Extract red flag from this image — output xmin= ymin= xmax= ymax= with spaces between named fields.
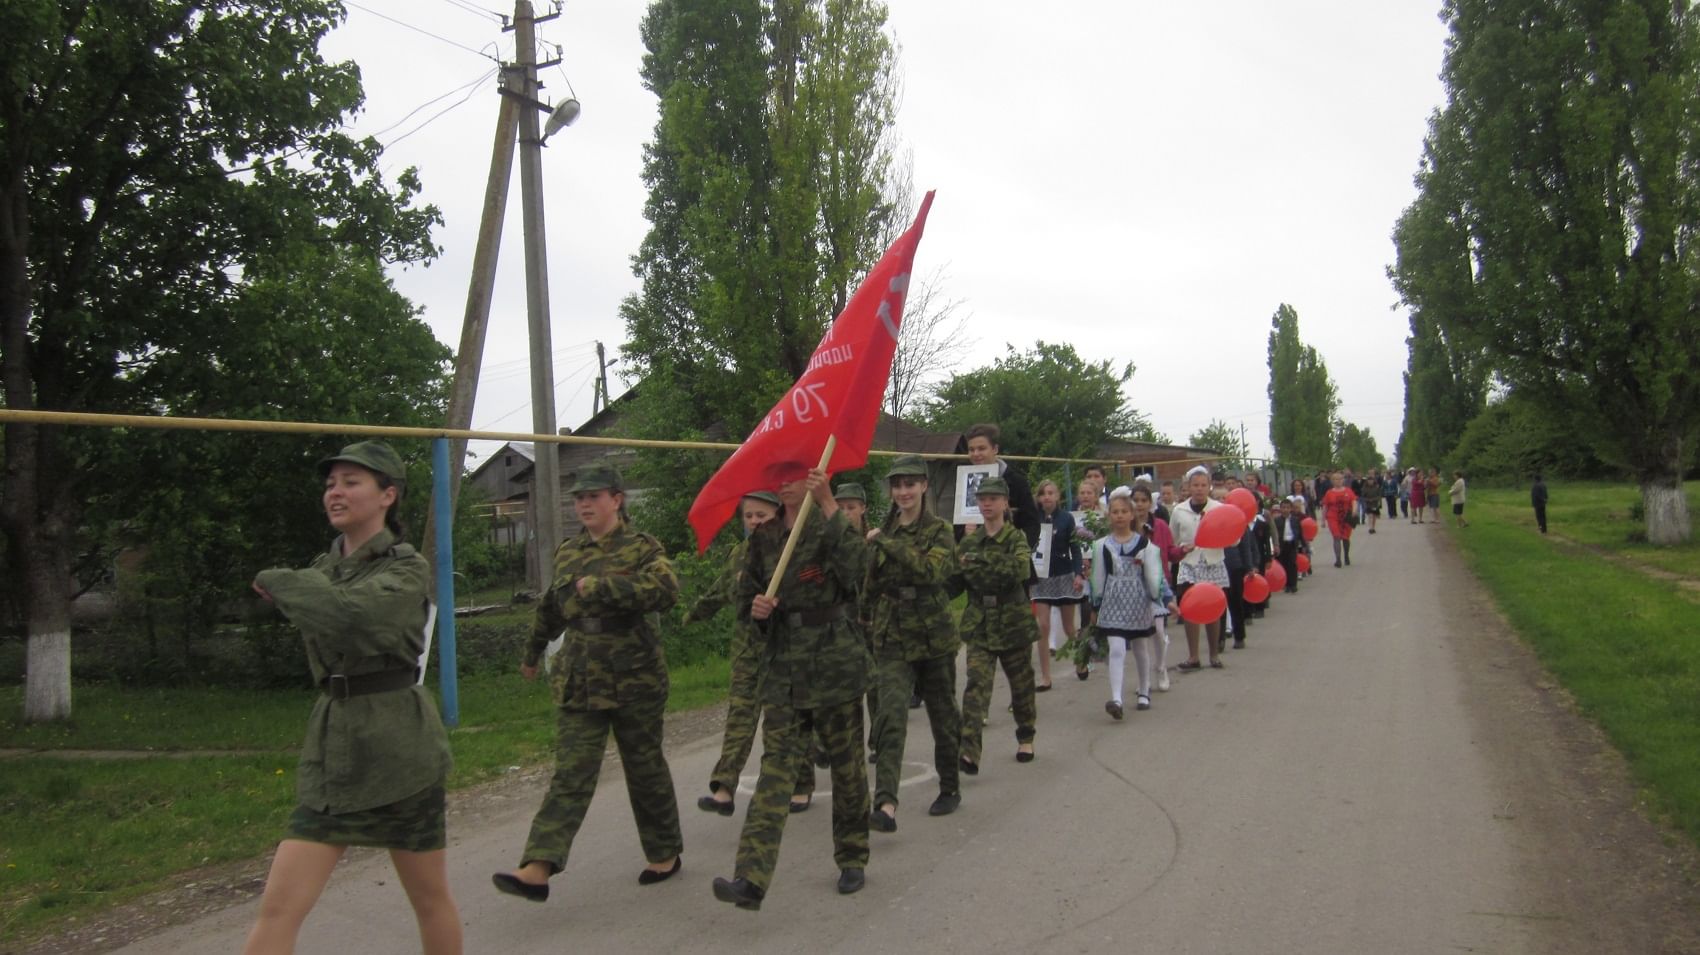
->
xmin=687 ymin=191 xmax=937 ymax=552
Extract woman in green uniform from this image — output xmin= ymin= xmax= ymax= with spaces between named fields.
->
xmin=712 ymin=467 xmax=871 ymax=910
xmin=956 ymin=476 xmax=1042 ymax=774
xmin=493 ymin=463 xmax=683 ymax=901
xmin=691 ymin=491 xmax=814 ymax=815
xmin=244 ymin=441 xmax=459 ymax=955
xmin=867 ymin=455 xmax=962 ymax=832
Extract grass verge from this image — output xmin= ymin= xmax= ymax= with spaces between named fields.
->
xmin=1449 ymin=480 xmax=1700 ymax=849
xmin=0 ymin=655 xmax=730 ymax=944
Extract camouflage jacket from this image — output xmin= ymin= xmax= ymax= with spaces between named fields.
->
xmin=866 ymin=510 xmax=960 ymax=662
xmin=686 ymin=539 xmax=759 ymax=659
xmin=954 ymin=523 xmax=1040 ymax=652
xmin=254 ymin=528 xmax=452 ymax=813
xmin=739 ymin=507 xmax=870 ymax=708
xmin=523 ymin=523 xmax=680 ymax=710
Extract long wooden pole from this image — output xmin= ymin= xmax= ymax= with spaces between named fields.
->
xmin=764 ymin=436 xmax=837 ymax=599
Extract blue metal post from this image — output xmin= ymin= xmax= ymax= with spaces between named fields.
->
xmin=431 ymin=437 xmax=460 ymax=727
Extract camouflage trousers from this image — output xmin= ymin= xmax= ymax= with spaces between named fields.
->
xmin=709 ymin=637 xmax=814 ymax=799
xmin=872 ymin=652 xmax=960 ymax=808
xmin=959 ymin=644 xmax=1037 ymax=764
xmin=522 ymin=695 xmax=683 ymax=874
xmin=734 ymin=698 xmax=869 ymax=893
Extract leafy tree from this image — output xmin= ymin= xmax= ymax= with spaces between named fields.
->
xmin=618 ymin=0 xmax=900 ymax=549
xmin=921 ymin=342 xmax=1159 ymax=460
xmin=1266 ymin=303 xmax=1337 ymax=467
xmin=1403 ymin=0 xmax=1700 ymax=543
xmin=1332 ymin=421 xmax=1384 ymax=473
xmin=1 ymin=1 xmax=439 ymax=720
xmin=885 ymin=265 xmax=969 ymax=419
xmin=1189 ymin=418 xmax=1249 ymax=470
xmin=1448 ymin=389 xmax=1610 ymax=485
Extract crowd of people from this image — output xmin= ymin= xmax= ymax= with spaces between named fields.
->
xmin=239 ymin=428 xmax=1449 ymax=952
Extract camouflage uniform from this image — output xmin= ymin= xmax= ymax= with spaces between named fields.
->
xmin=517 ymin=502 xmax=683 ymax=875
xmin=867 ymin=507 xmax=961 ymax=810
xmin=689 ymin=542 xmax=813 ymax=801
xmin=955 ymin=522 xmax=1041 ymax=765
xmin=733 ymin=506 xmax=871 ymax=895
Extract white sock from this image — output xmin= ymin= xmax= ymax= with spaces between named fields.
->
xmin=1133 ymin=636 xmax=1153 ymax=696
xmin=1107 ymin=636 xmax=1128 ymax=704
xmin=1153 ymin=618 xmax=1169 ymax=670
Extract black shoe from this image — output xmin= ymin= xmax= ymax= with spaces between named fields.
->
xmin=712 ymin=876 xmax=764 ymax=910
xmin=813 ymin=747 xmax=829 ymax=769
xmin=837 ymin=867 xmax=866 ymax=895
xmin=638 ymin=856 xmax=681 ymax=886
xmin=492 ymin=872 xmax=549 ymax=902
xmin=1233 ymin=638 xmax=1245 ymax=649
xmin=1334 ymin=559 xmax=1342 ymax=568
xmin=1015 ymin=747 xmax=1035 ymax=763
xmin=928 ymin=792 xmax=961 ymax=816
xmin=959 ymin=754 xmax=979 ymax=776
xmin=789 ymin=795 xmax=812 ymax=814
xmin=869 ymin=807 xmax=896 ymax=832
xmin=867 ymin=750 xmax=877 ymax=764
xmin=908 ymin=692 xmax=922 ymax=709
xmin=697 ymin=793 xmax=734 ymax=816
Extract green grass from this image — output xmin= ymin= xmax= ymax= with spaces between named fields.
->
xmin=1448 ymin=482 xmax=1700 ymax=849
xmin=0 ymin=657 xmax=731 ymax=943
xmin=1464 ymin=479 xmax=1700 ymax=580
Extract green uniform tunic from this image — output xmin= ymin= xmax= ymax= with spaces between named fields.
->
xmin=517 ymin=522 xmax=684 ymax=873
xmin=255 ymin=528 xmax=452 ymax=817
xmin=955 ymin=522 xmax=1041 ymax=764
xmin=732 ymin=507 xmax=871 ymax=894
xmin=866 ymin=510 xmax=961 ymax=808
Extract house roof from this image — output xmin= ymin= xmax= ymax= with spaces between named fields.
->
xmin=467 ymin=440 xmax=536 ymax=483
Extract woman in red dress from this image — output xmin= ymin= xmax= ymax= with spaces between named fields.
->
xmin=1407 ymin=467 xmax=1427 ymax=524
xmin=1322 ymin=470 xmax=1358 ymax=568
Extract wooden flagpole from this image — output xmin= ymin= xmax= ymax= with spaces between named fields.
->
xmin=764 ymin=435 xmax=838 ymax=599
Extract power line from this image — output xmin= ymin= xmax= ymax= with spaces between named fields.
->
xmin=379 ymin=70 xmax=496 ymax=150
xmin=472 ymin=357 xmax=599 ymax=430
xmin=345 ymin=0 xmax=500 ymax=62
xmin=369 ymin=66 xmax=497 ymax=140
xmin=438 ymin=0 xmax=507 ymax=24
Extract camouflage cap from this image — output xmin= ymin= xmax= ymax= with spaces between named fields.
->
xmin=975 ymin=475 xmax=1010 ymax=497
xmin=742 ymin=489 xmax=782 ymax=507
xmin=886 ymin=454 xmax=928 ymax=478
xmin=833 ymin=482 xmax=867 ymax=502
xmin=567 ymin=462 xmax=623 ymax=494
xmin=318 ymin=440 xmax=406 ymax=484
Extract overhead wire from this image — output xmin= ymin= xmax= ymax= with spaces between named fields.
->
xmin=473 ymin=356 xmax=600 ymax=430
xmin=344 ymin=0 xmax=500 ymax=62
xmin=368 ymin=66 xmax=498 ymax=141
xmin=379 ymin=70 xmax=497 ymax=151
xmin=438 ymin=0 xmax=507 ymax=24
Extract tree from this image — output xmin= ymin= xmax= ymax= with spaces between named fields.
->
xmin=1 ymin=1 xmax=439 ymax=720
xmin=1188 ymin=419 xmax=1249 ymax=470
xmin=884 ymin=265 xmax=969 ymax=419
xmin=921 ymin=342 xmax=1160 ymax=460
xmin=1332 ymin=421 xmax=1384 ymax=473
xmin=1403 ymin=0 xmax=1700 ymax=543
xmin=1266 ymin=303 xmax=1338 ymax=467
xmin=619 ymin=0 xmax=901 ymax=550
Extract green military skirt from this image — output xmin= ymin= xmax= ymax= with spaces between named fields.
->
xmin=287 ymin=785 xmax=446 ymax=852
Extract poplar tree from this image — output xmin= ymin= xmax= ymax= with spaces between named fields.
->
xmin=1266 ymin=303 xmax=1338 ymax=468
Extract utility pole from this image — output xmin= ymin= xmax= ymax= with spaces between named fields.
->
xmin=593 ymin=340 xmax=609 ymax=416
xmin=514 ymin=0 xmax=563 ymax=590
xmin=423 ymin=73 xmax=521 ymax=578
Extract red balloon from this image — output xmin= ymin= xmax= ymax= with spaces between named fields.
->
xmin=1264 ymin=561 xmax=1288 ymax=592
xmin=1296 ymin=552 xmax=1311 ymax=574
xmin=1300 ymin=517 xmax=1319 ymax=541
xmin=1227 ymin=487 xmax=1259 ymax=522
xmin=1243 ymin=572 xmax=1270 ymax=603
xmin=1179 ymin=582 xmax=1227 ymax=624
xmin=1194 ymin=506 xmax=1245 ymax=549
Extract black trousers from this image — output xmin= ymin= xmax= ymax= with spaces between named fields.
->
xmin=1534 ymin=503 xmax=1547 ymax=533
xmin=1277 ymin=547 xmax=1299 ymax=592
xmin=1226 ymin=566 xmax=1247 ymax=640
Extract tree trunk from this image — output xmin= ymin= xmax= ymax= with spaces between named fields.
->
xmin=21 ymin=535 xmax=73 ymax=721
xmin=1641 ymin=478 xmax=1692 ymax=546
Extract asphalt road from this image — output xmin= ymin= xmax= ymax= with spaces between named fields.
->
xmin=110 ymin=521 xmax=1681 ymax=954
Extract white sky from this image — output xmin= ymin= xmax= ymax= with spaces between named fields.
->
xmin=322 ymin=1 xmax=1449 ymax=465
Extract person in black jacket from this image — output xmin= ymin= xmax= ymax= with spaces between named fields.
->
xmin=1221 ymin=485 xmax=1258 ymax=650
xmin=963 ymin=424 xmax=1041 ymax=550
xmin=1531 ymin=474 xmax=1549 ymax=534
xmin=1272 ymin=499 xmax=1302 ymax=594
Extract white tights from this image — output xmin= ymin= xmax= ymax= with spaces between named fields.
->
xmin=1153 ymin=617 xmax=1170 ymax=672
xmin=1108 ymin=635 xmax=1154 ymax=705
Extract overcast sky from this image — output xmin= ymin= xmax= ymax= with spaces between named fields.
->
xmin=322 ymin=1 xmax=1450 ymax=466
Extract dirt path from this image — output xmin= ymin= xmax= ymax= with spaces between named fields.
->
xmin=20 ymin=522 xmax=1700 ymax=954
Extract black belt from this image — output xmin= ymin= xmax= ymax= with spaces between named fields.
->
xmin=889 ymin=585 xmax=942 ymax=602
xmin=785 ymin=605 xmax=847 ymax=629
xmin=321 ymin=668 xmax=418 ymax=700
xmin=565 ymin=613 xmax=641 ymax=634
xmin=975 ymin=593 xmax=1022 ymax=609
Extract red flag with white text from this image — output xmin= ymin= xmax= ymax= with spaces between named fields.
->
xmin=687 ymin=191 xmax=936 ymax=552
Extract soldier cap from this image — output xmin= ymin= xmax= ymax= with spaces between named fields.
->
xmin=567 ymin=462 xmax=623 ymax=494
xmin=742 ymin=489 xmax=782 ymax=507
xmin=833 ymin=483 xmax=867 ymax=502
xmin=318 ymin=440 xmax=406 ymax=485
xmin=886 ymin=454 xmax=928 ymax=478
xmin=976 ymin=475 xmax=1010 ymax=498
